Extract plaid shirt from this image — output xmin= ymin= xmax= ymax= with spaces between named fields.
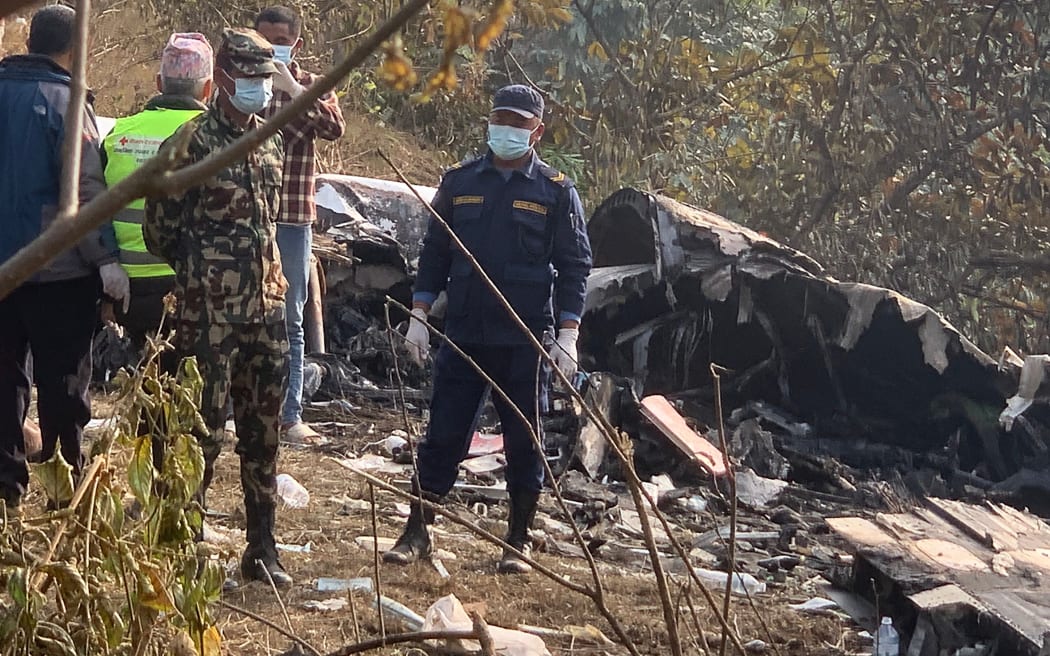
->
xmin=261 ymin=62 xmax=345 ymax=225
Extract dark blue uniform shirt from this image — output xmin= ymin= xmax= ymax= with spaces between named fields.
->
xmin=413 ymin=151 xmax=592 ymax=345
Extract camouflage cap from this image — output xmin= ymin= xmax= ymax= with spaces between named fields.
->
xmin=218 ymin=27 xmax=277 ymax=76
xmin=160 ymin=32 xmax=213 ymax=80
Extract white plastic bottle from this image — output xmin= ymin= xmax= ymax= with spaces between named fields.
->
xmin=276 ymin=473 xmax=310 ymax=509
xmin=694 ymin=568 xmax=767 ymax=595
xmin=875 ymin=616 xmax=899 ymax=656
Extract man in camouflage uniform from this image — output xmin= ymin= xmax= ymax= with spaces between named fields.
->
xmin=143 ymin=28 xmax=291 ymax=588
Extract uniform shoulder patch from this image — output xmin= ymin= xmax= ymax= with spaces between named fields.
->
xmin=539 ymin=163 xmax=574 ymax=188
xmin=445 ymin=155 xmax=483 ymax=174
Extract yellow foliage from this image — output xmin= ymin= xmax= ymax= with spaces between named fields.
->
xmin=377 ymin=35 xmax=418 ymax=91
xmin=476 ymin=0 xmax=514 ymax=52
xmin=727 ymin=138 xmax=754 ymax=169
xmin=587 ymin=41 xmax=608 ymax=61
xmin=519 ymin=0 xmax=573 ymax=27
xmin=199 ymin=626 xmax=221 ymax=656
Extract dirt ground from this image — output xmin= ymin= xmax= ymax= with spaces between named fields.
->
xmin=168 ymin=401 xmax=858 ymax=656
xmin=7 ymin=391 xmax=866 ymax=656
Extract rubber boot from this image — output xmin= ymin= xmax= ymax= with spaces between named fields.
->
xmin=241 ymin=497 xmax=292 ymax=588
xmin=497 ymin=491 xmax=539 ymax=574
xmin=382 ymin=494 xmax=435 ymax=565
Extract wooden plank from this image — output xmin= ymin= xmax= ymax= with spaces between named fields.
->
xmin=926 ymin=498 xmax=1019 ymax=552
xmin=1009 ymin=548 xmax=1050 ymax=574
xmin=827 ymin=517 xmax=895 ymax=547
xmin=910 ymin=539 xmax=988 ymax=572
xmin=971 ymin=589 xmax=1050 ymax=653
xmin=834 ymin=503 xmax=1050 ymax=656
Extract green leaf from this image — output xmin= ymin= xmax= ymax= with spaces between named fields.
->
xmin=127 ymin=435 xmax=154 ymax=505
xmin=168 ymin=433 xmax=206 ymax=498
xmin=177 ymin=356 xmax=204 ymax=406
xmin=31 ymin=449 xmax=74 ymax=507
xmin=7 ymin=567 xmax=27 ymax=609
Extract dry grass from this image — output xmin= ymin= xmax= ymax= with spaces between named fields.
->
xmin=195 ymin=403 xmax=861 ymax=656
xmin=0 ymin=395 xmax=863 ymax=655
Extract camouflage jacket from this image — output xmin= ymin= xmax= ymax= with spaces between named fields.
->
xmin=144 ymin=103 xmax=287 ymax=325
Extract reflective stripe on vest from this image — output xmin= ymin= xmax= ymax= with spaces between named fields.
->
xmin=103 ymin=108 xmax=203 ymax=279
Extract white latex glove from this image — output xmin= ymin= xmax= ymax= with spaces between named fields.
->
xmin=272 ymin=61 xmax=304 ymax=97
xmin=550 ymin=327 xmax=580 ymax=379
xmin=99 ymin=262 xmax=130 ymax=314
xmin=404 ymin=307 xmax=430 ymax=366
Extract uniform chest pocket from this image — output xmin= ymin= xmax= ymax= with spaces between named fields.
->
xmin=201 ymin=165 xmax=251 ymax=220
xmin=451 ymin=202 xmax=484 ymax=245
xmin=511 ymin=201 xmax=551 ymax=260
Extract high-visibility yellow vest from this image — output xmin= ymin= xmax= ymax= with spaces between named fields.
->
xmin=103 ymin=108 xmax=202 ymax=279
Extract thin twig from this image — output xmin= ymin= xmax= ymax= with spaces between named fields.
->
xmin=334 ymin=463 xmax=587 ymax=594
xmin=619 ymin=429 xmax=683 ymax=656
xmin=368 ymin=483 xmax=386 ymax=640
xmin=258 ymin=557 xmax=294 ymax=635
xmin=711 ymin=364 xmax=738 ymax=656
xmin=684 ymin=580 xmax=712 ymax=656
xmin=470 ymin=611 xmax=496 ymax=656
xmin=29 ymin=455 xmax=108 ymax=590
xmin=382 ymin=303 xmax=426 ymax=542
xmin=58 ymin=0 xmax=91 ymax=217
xmin=321 ymin=630 xmax=479 ymax=656
xmin=378 ymin=153 xmax=748 ymax=655
xmin=382 ymin=297 xmax=639 ymax=655
xmin=347 ymin=587 xmax=362 ymax=643
xmin=0 ymin=0 xmax=430 ymax=299
xmin=219 ymin=600 xmax=322 ymax=656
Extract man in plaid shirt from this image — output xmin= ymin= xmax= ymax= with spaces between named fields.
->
xmin=256 ymin=5 xmax=345 ymax=444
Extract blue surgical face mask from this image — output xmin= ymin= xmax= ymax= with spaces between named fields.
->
xmin=272 ymin=45 xmax=293 ymax=65
xmin=224 ymin=71 xmax=273 ymax=114
xmin=487 ymin=123 xmax=537 ymax=160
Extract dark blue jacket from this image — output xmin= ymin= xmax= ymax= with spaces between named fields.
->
xmin=414 ymin=151 xmax=593 ymax=345
xmin=0 ymin=54 xmax=115 ymax=283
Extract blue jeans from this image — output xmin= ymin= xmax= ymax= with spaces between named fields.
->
xmin=276 ymin=223 xmax=312 ymax=425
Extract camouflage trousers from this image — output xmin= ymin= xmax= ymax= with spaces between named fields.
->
xmin=175 ymin=318 xmax=288 ymax=510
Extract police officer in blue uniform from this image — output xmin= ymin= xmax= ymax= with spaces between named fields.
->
xmin=384 ymin=85 xmax=593 ymax=574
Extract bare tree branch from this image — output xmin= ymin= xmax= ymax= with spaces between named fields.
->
xmin=321 ymin=630 xmax=479 ymax=656
xmin=0 ymin=0 xmax=430 ymax=301
xmin=219 ymin=601 xmax=322 ymax=656
xmin=971 ymin=251 xmax=1050 ymax=273
xmin=58 ymin=0 xmax=91 ymax=217
xmin=571 ymin=0 xmax=637 ymax=89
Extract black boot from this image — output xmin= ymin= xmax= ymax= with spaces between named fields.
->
xmin=241 ymin=497 xmax=292 ymax=588
xmin=383 ymin=494 xmax=436 ymax=565
xmin=497 ymin=491 xmax=539 ymax=575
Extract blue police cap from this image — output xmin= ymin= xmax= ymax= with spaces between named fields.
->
xmin=492 ymin=84 xmax=544 ymax=119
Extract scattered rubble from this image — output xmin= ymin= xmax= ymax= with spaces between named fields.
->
xmin=829 ymin=499 xmax=1050 ymax=655
xmin=80 ymin=175 xmax=1050 ymax=652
